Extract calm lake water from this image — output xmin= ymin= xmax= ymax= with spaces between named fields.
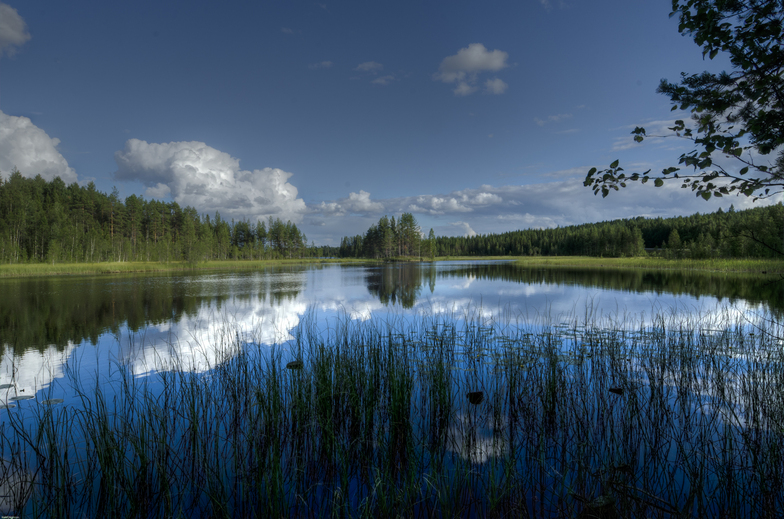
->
xmin=1 ymin=260 xmax=783 ymax=517
xmin=0 ymin=260 xmax=779 ymax=394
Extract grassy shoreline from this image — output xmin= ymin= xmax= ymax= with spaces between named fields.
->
xmin=510 ymin=255 xmax=784 ymax=274
xmin=1 ymin=255 xmax=781 ymax=279
xmin=0 ymin=258 xmax=374 ymax=278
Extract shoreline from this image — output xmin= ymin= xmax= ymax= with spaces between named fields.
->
xmin=0 ymin=255 xmax=781 ymax=279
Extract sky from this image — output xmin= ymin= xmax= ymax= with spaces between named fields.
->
xmin=0 ymin=0 xmax=781 ymax=245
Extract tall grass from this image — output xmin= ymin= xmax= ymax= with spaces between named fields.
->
xmin=514 ymin=255 xmax=784 ymax=274
xmin=1 ymin=306 xmax=783 ymax=517
xmin=0 ymin=258 xmax=371 ymax=279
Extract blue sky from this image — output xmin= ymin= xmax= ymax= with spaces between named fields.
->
xmin=0 ymin=0 xmax=780 ymax=245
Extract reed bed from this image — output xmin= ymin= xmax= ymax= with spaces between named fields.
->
xmin=1 ymin=307 xmax=783 ymax=518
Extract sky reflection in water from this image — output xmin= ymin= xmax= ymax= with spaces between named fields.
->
xmin=0 ymin=260 xmax=775 ymax=399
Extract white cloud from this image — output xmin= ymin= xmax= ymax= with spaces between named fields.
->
xmin=355 ymin=61 xmax=383 ymax=72
xmin=434 ymin=43 xmax=509 ymax=96
xmin=484 ymin=78 xmax=508 ymax=95
xmin=0 ymin=110 xmax=77 ymax=183
xmin=307 ymin=176 xmax=782 ymax=241
xmin=0 ymin=3 xmax=30 ymax=57
xmin=114 ymin=139 xmax=307 ymax=223
xmin=435 ymin=44 xmax=508 ymax=82
xmin=454 ymin=82 xmax=477 ymax=96
xmin=371 ymin=74 xmax=395 ymax=86
xmin=309 ymin=60 xmax=333 ymax=69
xmin=535 ymin=113 xmax=572 ymax=126
xmin=281 ymin=27 xmax=294 ymax=34
xmin=316 ymin=190 xmax=385 ymax=216
xmin=451 ymin=221 xmax=477 ymax=237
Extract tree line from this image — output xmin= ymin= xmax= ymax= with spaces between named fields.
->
xmin=434 ymin=204 xmax=783 ymax=259
xmin=341 ymin=204 xmax=783 ymax=260
xmin=338 ymin=213 xmax=435 ymax=259
xmin=4 ymin=169 xmax=781 ymax=265
xmin=0 ymin=170 xmax=338 ymax=264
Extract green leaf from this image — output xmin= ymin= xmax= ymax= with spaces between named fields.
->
xmin=701 ymin=191 xmax=711 ymax=201
xmin=654 ymin=179 xmax=664 ymax=187
xmin=610 ymin=159 xmax=619 ymax=169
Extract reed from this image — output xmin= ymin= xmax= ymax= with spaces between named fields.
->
xmin=1 ymin=306 xmax=783 ymax=517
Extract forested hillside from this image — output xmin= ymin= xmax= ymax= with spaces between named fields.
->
xmin=340 ymin=204 xmax=784 ymax=259
xmin=0 ymin=170 xmax=338 ymax=263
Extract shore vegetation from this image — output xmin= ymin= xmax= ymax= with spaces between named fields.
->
xmin=1 ymin=308 xmax=783 ymax=517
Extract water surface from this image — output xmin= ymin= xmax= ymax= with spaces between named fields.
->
xmin=0 ymin=260 xmax=779 ymax=393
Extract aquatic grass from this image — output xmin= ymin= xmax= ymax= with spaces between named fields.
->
xmin=1 ymin=305 xmax=783 ymax=517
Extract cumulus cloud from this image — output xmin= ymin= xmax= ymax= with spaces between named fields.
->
xmin=114 ymin=139 xmax=307 ymax=222
xmin=0 ymin=111 xmax=77 ymax=183
xmin=451 ymin=221 xmax=477 ymax=237
xmin=484 ymin=78 xmax=507 ymax=95
xmin=309 ymin=60 xmax=333 ymax=69
xmin=307 ymin=177 xmax=782 ymax=241
xmin=314 ymin=188 xmax=508 ymax=219
xmin=316 ymin=190 xmax=385 ymax=216
xmin=355 ymin=61 xmax=383 ymax=72
xmin=0 ymin=3 xmax=30 ymax=57
xmin=434 ymin=43 xmax=509 ymax=96
xmin=453 ymin=82 xmax=477 ymax=97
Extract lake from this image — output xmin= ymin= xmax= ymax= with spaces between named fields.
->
xmin=1 ymin=260 xmax=782 ymax=517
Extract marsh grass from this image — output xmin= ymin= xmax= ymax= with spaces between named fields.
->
xmin=513 ymin=255 xmax=784 ymax=274
xmin=1 ymin=307 xmax=783 ymax=517
xmin=0 ymin=258 xmax=370 ymax=279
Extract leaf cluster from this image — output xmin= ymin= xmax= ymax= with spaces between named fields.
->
xmin=585 ymin=0 xmax=784 ymax=201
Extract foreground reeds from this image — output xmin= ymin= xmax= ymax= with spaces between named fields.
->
xmin=1 ymin=307 xmax=783 ymax=518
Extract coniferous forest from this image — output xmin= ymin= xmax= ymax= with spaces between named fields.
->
xmin=340 ymin=205 xmax=784 ymax=260
xmin=2 ymin=170 xmax=783 ymax=264
xmin=0 ymin=170 xmax=338 ymax=263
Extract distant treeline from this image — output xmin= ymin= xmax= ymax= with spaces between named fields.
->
xmin=0 ymin=170 xmax=340 ymax=264
xmin=338 ymin=213 xmax=432 ymax=259
xmin=340 ymin=204 xmax=784 ymax=259
xmin=5 ymin=171 xmax=782 ymax=264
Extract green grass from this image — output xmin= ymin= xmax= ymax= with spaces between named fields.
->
xmin=2 ymin=307 xmax=783 ymax=517
xmin=512 ymin=255 xmax=784 ymax=274
xmin=3 ymin=254 xmax=780 ymax=279
xmin=0 ymin=257 xmax=373 ymax=278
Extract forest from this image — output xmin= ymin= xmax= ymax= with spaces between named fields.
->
xmin=339 ymin=204 xmax=784 ymax=260
xmin=0 ymin=170 xmax=338 ymax=264
xmin=2 ymin=170 xmax=783 ymax=264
